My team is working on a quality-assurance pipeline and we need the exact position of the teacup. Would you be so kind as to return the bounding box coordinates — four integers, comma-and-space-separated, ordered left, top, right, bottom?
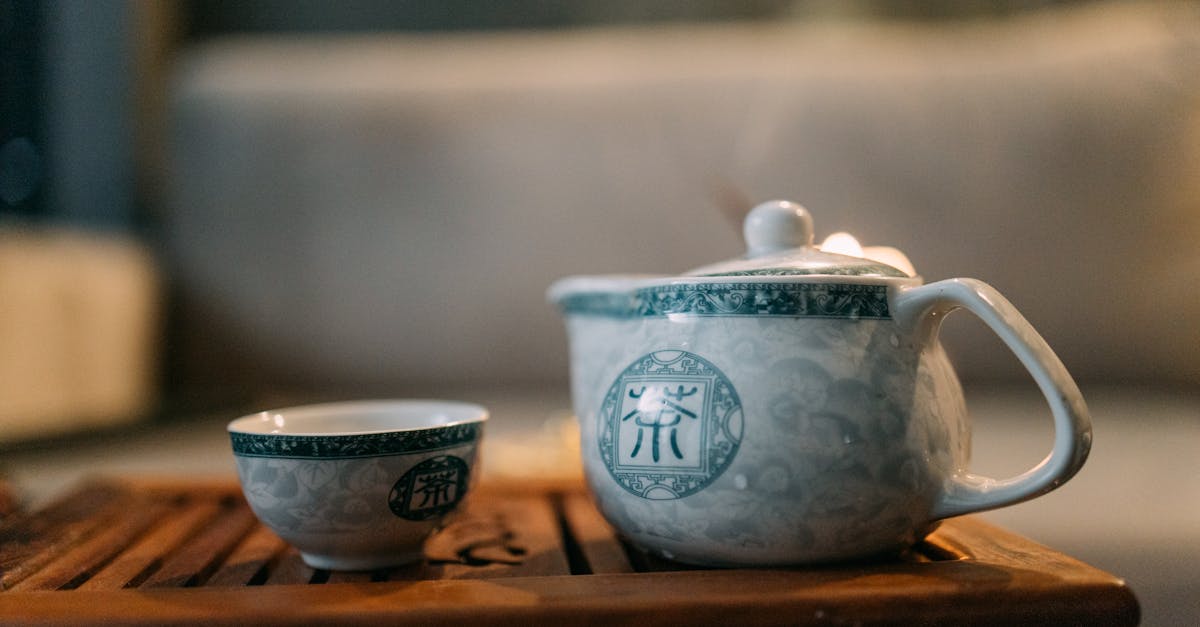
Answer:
228, 399, 487, 570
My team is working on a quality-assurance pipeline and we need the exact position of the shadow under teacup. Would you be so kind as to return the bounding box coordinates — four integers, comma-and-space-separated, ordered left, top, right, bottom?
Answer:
227, 399, 487, 570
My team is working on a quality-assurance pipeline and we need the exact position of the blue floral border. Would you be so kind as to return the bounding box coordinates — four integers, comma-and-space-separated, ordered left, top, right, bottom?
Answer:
561, 283, 890, 319
230, 422, 481, 459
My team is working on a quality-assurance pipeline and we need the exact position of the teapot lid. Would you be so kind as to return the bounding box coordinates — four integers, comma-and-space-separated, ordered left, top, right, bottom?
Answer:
684, 200, 910, 278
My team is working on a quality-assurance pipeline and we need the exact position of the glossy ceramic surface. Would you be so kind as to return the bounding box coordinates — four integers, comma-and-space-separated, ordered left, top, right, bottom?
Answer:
228, 400, 487, 570
549, 201, 1091, 566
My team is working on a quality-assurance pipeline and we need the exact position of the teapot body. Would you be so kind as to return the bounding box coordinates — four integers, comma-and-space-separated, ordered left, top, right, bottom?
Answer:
553, 201, 1090, 566
562, 279, 969, 565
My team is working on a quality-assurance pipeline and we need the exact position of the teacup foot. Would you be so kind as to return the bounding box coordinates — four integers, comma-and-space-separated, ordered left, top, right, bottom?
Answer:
300, 550, 424, 571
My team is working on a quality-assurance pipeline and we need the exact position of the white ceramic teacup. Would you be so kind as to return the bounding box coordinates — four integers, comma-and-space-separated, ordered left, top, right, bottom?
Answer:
228, 399, 487, 570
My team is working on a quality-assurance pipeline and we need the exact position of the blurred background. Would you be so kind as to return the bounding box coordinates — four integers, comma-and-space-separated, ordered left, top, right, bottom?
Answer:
1, 0, 1197, 624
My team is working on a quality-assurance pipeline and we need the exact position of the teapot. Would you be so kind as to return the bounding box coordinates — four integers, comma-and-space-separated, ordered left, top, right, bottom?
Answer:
548, 200, 1091, 566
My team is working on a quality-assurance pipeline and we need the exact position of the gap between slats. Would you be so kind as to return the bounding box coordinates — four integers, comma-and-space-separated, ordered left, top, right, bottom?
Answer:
8, 499, 173, 591
1, 480, 966, 592
1, 481, 264, 592
81, 498, 225, 589
0, 481, 134, 590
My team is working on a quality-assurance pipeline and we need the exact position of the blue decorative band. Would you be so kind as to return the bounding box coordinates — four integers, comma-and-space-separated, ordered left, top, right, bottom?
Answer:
230, 422, 481, 459
692, 265, 907, 278
560, 283, 890, 319
556, 292, 634, 318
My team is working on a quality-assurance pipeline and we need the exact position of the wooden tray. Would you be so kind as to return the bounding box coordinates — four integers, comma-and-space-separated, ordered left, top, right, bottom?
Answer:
0, 477, 1138, 625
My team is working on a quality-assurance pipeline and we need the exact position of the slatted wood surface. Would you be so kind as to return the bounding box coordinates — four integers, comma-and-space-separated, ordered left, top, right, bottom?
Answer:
0, 477, 1138, 625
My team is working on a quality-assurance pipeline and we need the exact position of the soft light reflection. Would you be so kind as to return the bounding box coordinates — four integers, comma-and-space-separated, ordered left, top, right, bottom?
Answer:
820, 232, 864, 258
821, 232, 917, 277
862, 246, 917, 277
637, 391, 661, 417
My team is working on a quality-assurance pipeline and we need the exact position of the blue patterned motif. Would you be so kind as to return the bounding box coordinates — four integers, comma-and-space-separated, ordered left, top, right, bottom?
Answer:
389, 455, 470, 521
599, 350, 743, 500
230, 423, 481, 459
560, 283, 890, 319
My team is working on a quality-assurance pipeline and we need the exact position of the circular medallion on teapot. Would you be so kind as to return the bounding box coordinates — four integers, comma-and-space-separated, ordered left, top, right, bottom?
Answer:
598, 350, 743, 500
389, 455, 470, 521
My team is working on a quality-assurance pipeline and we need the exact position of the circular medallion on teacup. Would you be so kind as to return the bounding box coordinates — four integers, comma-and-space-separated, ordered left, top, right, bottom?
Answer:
389, 455, 470, 521
598, 350, 743, 500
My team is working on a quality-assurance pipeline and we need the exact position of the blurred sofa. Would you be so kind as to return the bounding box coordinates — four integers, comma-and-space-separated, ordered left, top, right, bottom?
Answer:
166, 1, 1200, 399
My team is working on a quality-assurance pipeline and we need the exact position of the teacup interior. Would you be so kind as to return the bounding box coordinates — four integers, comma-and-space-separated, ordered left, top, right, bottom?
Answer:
227, 400, 487, 436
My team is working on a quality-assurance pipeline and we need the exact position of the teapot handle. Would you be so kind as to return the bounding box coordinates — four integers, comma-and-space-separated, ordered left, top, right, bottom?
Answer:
894, 278, 1092, 519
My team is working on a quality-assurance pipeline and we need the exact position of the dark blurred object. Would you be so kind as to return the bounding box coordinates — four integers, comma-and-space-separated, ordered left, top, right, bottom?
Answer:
184, 0, 802, 36
0, 0, 46, 220
0, 2, 169, 444
0, 0, 140, 230
0, 477, 16, 518
182, 0, 1100, 38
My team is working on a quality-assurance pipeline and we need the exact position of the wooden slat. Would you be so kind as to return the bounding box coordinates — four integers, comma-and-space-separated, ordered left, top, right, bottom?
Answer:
926, 517, 1110, 578
377, 561, 426, 582
0, 478, 16, 520
323, 570, 376, 584
0, 481, 126, 567
0, 478, 1140, 626
262, 549, 315, 586
0, 482, 135, 590
424, 512, 520, 566
141, 503, 257, 588
916, 525, 971, 562
427, 495, 569, 580
560, 494, 633, 574
205, 525, 287, 587
0, 561, 1141, 627
109, 476, 244, 500
79, 499, 222, 590
9, 499, 171, 591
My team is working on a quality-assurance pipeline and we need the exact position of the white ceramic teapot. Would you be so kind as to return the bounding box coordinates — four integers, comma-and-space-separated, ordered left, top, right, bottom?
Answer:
548, 200, 1091, 566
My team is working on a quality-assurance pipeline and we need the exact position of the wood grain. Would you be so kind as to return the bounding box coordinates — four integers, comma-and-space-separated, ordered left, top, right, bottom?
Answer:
261, 549, 315, 586
8, 499, 170, 591
560, 493, 633, 574
79, 499, 222, 590
426, 495, 569, 579
0, 565, 1140, 627
0, 480, 132, 590
206, 525, 287, 587
141, 503, 257, 588
0, 477, 1140, 626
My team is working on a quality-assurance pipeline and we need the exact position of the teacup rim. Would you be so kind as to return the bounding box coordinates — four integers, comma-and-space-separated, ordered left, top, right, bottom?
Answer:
226, 399, 489, 437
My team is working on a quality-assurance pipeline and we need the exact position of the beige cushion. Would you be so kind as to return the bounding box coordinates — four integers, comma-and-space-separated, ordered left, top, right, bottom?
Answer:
0, 230, 158, 441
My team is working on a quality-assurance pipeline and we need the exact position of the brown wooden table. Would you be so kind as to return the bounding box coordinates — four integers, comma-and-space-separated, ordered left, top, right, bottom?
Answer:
0, 477, 1138, 625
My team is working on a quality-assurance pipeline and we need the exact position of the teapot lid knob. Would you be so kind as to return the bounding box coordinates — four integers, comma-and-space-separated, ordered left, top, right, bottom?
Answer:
744, 200, 814, 257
